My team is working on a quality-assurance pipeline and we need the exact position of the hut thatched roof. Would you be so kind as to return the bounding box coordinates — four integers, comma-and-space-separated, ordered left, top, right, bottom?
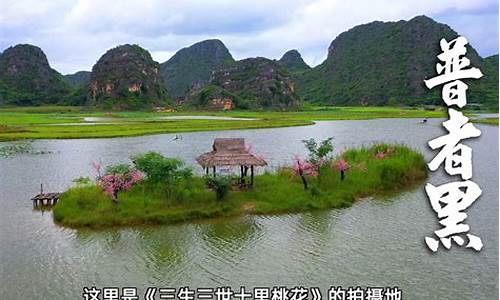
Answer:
196, 138, 267, 168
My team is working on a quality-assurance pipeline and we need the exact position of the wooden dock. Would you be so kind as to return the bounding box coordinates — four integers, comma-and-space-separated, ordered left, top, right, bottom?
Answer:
31, 193, 61, 207
31, 184, 61, 207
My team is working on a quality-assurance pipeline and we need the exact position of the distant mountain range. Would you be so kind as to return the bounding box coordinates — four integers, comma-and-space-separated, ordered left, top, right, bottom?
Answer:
0, 15, 497, 110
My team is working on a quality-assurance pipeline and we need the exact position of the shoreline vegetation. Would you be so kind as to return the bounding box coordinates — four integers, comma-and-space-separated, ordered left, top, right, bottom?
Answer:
472, 117, 499, 125
53, 143, 427, 228
0, 105, 451, 141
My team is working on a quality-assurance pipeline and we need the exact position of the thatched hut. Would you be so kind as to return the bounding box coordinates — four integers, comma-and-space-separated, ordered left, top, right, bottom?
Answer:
196, 138, 267, 186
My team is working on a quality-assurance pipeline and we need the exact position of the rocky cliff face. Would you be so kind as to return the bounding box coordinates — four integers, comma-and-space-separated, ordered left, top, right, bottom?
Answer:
89, 44, 167, 109
278, 49, 310, 72
0, 44, 71, 105
189, 57, 300, 109
160, 39, 234, 99
298, 15, 486, 106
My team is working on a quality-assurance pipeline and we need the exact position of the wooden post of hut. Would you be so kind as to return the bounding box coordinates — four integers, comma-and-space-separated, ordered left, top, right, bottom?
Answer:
196, 138, 267, 187
240, 165, 244, 184
250, 166, 254, 185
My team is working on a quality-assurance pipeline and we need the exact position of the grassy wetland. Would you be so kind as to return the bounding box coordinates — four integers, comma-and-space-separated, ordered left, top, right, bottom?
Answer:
473, 117, 499, 125
0, 105, 445, 141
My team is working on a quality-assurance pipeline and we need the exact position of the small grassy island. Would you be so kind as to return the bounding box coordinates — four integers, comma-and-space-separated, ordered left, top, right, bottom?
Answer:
54, 142, 427, 228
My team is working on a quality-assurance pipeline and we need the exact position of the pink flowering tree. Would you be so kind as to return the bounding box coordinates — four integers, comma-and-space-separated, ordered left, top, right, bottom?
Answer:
93, 162, 143, 203
375, 151, 386, 159
374, 145, 395, 160
335, 158, 349, 181
292, 156, 318, 190
91, 161, 103, 179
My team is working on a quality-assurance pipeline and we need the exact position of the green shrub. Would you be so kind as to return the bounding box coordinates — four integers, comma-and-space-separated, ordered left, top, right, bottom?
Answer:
132, 151, 193, 198
132, 151, 192, 183
302, 137, 334, 168
105, 163, 133, 175
205, 176, 231, 201
72, 176, 92, 187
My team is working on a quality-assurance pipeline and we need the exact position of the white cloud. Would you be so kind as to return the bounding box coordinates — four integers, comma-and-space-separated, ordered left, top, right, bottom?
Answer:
1, 0, 497, 73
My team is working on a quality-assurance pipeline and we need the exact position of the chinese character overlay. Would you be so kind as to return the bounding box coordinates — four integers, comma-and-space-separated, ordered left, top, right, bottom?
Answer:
424, 36, 483, 252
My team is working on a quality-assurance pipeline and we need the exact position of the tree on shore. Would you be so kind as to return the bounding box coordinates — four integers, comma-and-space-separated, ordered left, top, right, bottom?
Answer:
335, 158, 349, 180
292, 156, 317, 190
132, 151, 192, 199
94, 163, 143, 203
302, 137, 334, 174
205, 175, 231, 201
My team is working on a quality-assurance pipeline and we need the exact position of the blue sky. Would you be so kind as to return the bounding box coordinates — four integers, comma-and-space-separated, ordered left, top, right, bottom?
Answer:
1, 0, 498, 74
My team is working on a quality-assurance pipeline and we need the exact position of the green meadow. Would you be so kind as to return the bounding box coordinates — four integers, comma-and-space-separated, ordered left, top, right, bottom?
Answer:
53, 144, 427, 228
0, 105, 445, 141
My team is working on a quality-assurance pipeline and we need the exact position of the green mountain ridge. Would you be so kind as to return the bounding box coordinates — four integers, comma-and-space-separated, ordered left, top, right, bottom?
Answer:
64, 71, 90, 88
297, 15, 495, 108
469, 54, 499, 110
0, 44, 71, 106
188, 57, 300, 109
278, 49, 310, 72
0, 15, 497, 110
160, 39, 234, 99
88, 44, 168, 109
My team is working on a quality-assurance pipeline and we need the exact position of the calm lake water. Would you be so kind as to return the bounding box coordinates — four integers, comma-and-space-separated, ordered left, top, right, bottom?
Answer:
0, 118, 498, 299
